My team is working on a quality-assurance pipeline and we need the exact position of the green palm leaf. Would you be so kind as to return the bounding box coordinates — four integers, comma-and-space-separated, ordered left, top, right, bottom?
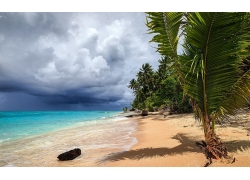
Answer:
180, 12, 250, 124
216, 69, 250, 120
146, 12, 184, 59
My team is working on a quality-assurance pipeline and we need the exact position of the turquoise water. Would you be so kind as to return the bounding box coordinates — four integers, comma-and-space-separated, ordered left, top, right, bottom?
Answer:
0, 111, 137, 166
0, 111, 120, 143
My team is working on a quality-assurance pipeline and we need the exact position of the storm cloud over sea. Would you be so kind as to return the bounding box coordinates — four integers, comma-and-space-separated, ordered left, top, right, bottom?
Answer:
0, 12, 160, 110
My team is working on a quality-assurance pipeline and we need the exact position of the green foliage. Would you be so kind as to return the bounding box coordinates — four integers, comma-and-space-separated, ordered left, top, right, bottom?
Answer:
128, 58, 192, 113
122, 107, 128, 113
146, 12, 250, 132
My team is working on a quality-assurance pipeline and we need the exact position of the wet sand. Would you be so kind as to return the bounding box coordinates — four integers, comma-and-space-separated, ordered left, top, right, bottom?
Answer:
100, 111, 250, 167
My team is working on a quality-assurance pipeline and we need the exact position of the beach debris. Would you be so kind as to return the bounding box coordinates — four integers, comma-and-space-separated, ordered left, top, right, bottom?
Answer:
57, 148, 81, 161
141, 110, 148, 116
204, 161, 211, 167
231, 157, 236, 163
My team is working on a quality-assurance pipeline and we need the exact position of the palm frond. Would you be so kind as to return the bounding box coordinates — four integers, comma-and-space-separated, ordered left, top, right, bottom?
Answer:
146, 12, 184, 59
215, 69, 250, 121
180, 12, 250, 122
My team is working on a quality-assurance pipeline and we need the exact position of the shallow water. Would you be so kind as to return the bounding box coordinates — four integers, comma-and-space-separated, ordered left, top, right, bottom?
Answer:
0, 111, 120, 143
0, 111, 137, 167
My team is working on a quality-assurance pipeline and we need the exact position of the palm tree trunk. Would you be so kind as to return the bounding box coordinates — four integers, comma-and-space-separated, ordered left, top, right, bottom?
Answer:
203, 114, 228, 161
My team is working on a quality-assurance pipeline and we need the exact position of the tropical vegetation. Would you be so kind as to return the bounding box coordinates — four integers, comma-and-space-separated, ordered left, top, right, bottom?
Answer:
144, 12, 250, 164
128, 58, 192, 113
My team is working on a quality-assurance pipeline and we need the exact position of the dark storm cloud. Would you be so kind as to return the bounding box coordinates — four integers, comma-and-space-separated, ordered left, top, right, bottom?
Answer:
0, 13, 72, 41
0, 12, 160, 110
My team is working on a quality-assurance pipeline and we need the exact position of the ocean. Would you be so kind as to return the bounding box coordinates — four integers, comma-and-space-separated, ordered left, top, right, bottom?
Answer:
0, 111, 137, 167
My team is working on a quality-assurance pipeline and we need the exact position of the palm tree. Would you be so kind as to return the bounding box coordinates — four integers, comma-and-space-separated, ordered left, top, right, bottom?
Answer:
128, 78, 138, 93
139, 63, 155, 96
156, 56, 175, 91
146, 12, 250, 163
157, 56, 168, 82
128, 78, 143, 107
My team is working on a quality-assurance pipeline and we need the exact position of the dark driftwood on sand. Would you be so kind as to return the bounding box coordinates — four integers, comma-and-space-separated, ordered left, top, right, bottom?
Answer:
125, 115, 134, 118
57, 148, 81, 161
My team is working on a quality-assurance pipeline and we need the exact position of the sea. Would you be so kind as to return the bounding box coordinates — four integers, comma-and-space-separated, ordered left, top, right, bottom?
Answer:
0, 111, 138, 167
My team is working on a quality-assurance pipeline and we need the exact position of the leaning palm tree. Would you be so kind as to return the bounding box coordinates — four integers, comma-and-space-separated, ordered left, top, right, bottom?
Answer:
146, 12, 250, 163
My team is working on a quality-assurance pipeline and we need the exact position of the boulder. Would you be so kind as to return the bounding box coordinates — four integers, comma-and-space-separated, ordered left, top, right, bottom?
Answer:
141, 110, 148, 116
57, 148, 81, 161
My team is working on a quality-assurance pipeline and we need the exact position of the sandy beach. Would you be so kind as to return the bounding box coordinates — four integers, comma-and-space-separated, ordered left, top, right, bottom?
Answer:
100, 111, 250, 167
2, 111, 250, 168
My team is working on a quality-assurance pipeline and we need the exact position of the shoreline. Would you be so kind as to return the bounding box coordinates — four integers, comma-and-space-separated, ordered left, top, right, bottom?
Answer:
0, 111, 125, 145
0, 112, 137, 167
101, 112, 250, 167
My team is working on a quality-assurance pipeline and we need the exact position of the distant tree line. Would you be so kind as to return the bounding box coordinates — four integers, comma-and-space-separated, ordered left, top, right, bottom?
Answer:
128, 56, 192, 113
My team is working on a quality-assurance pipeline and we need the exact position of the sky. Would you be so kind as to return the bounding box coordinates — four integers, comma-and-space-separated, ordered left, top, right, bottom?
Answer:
0, 0, 245, 111
0, 12, 161, 111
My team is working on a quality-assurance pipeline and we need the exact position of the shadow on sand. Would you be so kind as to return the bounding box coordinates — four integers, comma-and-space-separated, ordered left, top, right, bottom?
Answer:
99, 133, 250, 164
99, 133, 201, 163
